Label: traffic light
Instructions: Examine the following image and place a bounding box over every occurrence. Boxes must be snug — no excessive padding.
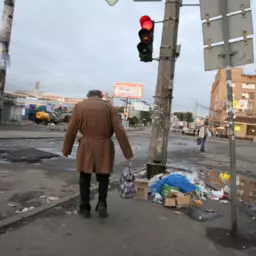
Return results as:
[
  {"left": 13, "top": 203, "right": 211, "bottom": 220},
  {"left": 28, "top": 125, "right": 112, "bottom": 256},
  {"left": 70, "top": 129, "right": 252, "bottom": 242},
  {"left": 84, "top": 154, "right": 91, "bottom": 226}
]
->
[{"left": 137, "top": 15, "right": 154, "bottom": 62}]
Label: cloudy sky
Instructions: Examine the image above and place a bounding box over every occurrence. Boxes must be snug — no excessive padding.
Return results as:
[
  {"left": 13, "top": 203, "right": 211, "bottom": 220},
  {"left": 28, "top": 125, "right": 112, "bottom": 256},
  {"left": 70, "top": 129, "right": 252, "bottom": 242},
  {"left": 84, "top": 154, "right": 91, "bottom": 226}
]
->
[{"left": 1, "top": 0, "right": 256, "bottom": 114}]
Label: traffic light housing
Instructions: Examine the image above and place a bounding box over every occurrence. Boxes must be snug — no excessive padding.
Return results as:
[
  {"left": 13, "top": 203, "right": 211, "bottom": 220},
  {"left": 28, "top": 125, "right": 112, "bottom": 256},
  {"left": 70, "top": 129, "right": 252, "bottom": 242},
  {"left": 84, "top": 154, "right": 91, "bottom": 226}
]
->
[{"left": 137, "top": 15, "right": 154, "bottom": 62}]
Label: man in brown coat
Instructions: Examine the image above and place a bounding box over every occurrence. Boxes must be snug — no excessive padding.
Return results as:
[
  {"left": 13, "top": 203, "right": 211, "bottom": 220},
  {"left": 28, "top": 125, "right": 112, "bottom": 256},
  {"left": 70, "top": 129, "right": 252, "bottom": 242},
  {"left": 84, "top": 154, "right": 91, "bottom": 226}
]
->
[{"left": 62, "top": 90, "right": 133, "bottom": 218}]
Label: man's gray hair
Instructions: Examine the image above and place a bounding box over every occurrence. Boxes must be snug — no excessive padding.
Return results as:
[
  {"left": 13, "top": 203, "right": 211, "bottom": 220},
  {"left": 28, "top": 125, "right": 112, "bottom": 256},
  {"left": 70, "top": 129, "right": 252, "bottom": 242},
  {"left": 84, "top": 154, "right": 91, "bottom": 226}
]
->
[{"left": 87, "top": 90, "right": 103, "bottom": 98}]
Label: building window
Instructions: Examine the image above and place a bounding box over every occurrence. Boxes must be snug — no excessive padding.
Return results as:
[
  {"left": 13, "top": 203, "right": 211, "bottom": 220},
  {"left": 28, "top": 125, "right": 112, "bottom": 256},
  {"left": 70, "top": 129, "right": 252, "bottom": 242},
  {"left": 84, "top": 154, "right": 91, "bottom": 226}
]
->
[
  {"left": 242, "top": 83, "right": 256, "bottom": 89},
  {"left": 247, "top": 125, "right": 256, "bottom": 136},
  {"left": 242, "top": 92, "right": 255, "bottom": 99},
  {"left": 249, "top": 93, "right": 254, "bottom": 99},
  {"left": 247, "top": 102, "right": 254, "bottom": 114}
]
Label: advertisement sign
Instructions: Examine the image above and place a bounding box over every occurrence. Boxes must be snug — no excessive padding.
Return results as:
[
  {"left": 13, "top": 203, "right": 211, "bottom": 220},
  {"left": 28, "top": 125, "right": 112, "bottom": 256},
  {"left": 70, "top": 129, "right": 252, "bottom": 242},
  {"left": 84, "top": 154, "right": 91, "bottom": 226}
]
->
[
  {"left": 113, "top": 82, "right": 143, "bottom": 99},
  {"left": 133, "top": 102, "right": 150, "bottom": 112}
]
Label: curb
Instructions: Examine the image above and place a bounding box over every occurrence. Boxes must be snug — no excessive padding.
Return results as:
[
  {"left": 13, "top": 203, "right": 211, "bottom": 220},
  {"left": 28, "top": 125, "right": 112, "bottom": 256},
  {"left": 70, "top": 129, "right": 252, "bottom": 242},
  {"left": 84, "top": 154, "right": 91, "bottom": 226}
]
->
[
  {"left": 0, "top": 193, "right": 79, "bottom": 232},
  {"left": 0, "top": 129, "right": 144, "bottom": 140},
  {"left": 0, "top": 166, "right": 146, "bottom": 232},
  {"left": 0, "top": 136, "right": 65, "bottom": 140}
]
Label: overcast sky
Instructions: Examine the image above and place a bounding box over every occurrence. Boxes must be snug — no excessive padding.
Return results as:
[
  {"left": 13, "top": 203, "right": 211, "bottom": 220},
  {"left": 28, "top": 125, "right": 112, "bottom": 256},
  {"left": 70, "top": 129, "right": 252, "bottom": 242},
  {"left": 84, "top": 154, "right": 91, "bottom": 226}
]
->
[{"left": 1, "top": 0, "right": 256, "bottom": 114}]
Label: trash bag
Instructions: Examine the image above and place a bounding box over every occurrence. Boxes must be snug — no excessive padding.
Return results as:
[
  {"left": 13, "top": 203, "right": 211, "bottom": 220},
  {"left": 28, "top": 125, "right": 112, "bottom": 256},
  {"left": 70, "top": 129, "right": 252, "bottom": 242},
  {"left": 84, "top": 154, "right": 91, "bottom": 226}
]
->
[
  {"left": 187, "top": 205, "right": 222, "bottom": 222},
  {"left": 119, "top": 166, "right": 136, "bottom": 198},
  {"left": 150, "top": 174, "right": 196, "bottom": 194},
  {"left": 152, "top": 193, "right": 163, "bottom": 204},
  {"left": 161, "top": 184, "right": 180, "bottom": 198}
]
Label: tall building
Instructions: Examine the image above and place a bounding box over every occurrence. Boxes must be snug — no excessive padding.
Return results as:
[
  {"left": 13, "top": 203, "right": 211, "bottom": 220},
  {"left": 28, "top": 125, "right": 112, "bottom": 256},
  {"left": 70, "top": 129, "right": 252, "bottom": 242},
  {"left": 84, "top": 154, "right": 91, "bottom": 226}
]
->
[{"left": 209, "top": 68, "right": 256, "bottom": 139}]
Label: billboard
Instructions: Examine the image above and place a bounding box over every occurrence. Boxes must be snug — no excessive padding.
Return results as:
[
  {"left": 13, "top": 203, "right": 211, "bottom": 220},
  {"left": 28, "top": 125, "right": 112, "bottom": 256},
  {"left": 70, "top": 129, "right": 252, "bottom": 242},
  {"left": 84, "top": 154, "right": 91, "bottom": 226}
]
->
[
  {"left": 133, "top": 102, "right": 150, "bottom": 112},
  {"left": 113, "top": 82, "right": 143, "bottom": 99}
]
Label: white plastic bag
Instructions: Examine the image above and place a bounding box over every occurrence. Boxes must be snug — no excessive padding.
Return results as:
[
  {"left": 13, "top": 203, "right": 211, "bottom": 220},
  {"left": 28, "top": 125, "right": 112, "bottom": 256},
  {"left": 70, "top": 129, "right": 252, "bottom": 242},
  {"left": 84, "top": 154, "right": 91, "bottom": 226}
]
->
[{"left": 119, "top": 166, "right": 136, "bottom": 198}]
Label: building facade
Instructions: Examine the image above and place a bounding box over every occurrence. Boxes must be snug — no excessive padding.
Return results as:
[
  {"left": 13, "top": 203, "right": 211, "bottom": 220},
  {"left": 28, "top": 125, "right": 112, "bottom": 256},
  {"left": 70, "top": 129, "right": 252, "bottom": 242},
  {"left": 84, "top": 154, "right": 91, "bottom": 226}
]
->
[
  {"left": 1, "top": 93, "right": 26, "bottom": 123},
  {"left": 209, "top": 68, "right": 256, "bottom": 139}
]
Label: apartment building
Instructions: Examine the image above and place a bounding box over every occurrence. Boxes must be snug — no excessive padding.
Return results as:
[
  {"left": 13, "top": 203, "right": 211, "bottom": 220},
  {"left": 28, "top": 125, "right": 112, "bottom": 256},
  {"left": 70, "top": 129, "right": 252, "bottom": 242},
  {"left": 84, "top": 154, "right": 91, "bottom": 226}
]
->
[{"left": 209, "top": 68, "right": 256, "bottom": 139}]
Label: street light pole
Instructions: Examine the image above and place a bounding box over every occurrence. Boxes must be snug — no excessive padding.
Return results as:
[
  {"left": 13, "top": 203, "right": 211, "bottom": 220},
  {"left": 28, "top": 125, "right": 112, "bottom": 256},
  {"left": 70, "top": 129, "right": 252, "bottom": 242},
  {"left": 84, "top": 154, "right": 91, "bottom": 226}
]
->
[
  {"left": 0, "top": 0, "right": 15, "bottom": 124},
  {"left": 147, "top": 0, "right": 181, "bottom": 177}
]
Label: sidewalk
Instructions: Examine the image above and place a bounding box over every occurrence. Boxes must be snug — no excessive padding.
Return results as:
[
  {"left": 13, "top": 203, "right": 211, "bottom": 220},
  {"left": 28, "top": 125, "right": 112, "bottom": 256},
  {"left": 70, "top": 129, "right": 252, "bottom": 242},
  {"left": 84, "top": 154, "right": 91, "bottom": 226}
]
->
[{"left": 0, "top": 191, "right": 255, "bottom": 256}]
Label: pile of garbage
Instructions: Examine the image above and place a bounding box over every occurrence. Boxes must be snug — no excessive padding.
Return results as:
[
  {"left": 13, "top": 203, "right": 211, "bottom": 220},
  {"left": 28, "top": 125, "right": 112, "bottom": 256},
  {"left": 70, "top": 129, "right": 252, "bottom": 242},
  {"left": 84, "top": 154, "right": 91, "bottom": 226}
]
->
[{"left": 135, "top": 170, "right": 230, "bottom": 221}]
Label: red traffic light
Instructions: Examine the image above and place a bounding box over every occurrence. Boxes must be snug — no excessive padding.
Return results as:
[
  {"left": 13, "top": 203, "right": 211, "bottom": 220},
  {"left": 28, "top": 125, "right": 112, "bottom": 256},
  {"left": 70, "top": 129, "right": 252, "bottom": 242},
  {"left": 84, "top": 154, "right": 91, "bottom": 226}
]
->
[{"left": 140, "top": 15, "right": 153, "bottom": 30}]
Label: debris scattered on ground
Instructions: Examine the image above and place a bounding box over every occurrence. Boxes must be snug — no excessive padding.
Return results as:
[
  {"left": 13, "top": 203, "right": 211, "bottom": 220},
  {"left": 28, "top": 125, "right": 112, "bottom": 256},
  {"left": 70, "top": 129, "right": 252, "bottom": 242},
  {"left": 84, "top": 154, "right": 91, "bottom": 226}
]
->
[
  {"left": 7, "top": 203, "right": 17, "bottom": 208},
  {"left": 46, "top": 196, "right": 59, "bottom": 203},
  {"left": 220, "top": 200, "right": 229, "bottom": 204},
  {"left": 65, "top": 210, "right": 78, "bottom": 215},
  {"left": 15, "top": 206, "right": 35, "bottom": 214}
]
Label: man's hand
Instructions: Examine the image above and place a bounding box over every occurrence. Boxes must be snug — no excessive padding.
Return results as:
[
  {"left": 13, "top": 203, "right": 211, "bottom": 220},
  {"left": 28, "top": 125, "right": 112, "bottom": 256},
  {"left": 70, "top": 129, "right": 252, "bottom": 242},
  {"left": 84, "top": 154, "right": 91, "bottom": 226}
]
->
[{"left": 62, "top": 151, "right": 69, "bottom": 158}]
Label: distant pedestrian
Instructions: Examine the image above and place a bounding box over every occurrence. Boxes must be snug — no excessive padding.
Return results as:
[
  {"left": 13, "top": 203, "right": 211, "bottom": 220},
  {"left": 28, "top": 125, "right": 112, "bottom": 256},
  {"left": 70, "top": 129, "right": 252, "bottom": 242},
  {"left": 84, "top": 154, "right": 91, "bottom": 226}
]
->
[
  {"left": 62, "top": 90, "right": 133, "bottom": 219},
  {"left": 198, "top": 123, "right": 211, "bottom": 152}
]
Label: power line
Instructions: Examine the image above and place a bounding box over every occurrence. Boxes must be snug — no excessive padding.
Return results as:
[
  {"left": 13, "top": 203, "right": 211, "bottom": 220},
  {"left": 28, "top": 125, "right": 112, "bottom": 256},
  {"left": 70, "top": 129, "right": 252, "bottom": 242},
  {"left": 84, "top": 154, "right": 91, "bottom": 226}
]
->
[{"left": 11, "top": 41, "right": 89, "bottom": 80}]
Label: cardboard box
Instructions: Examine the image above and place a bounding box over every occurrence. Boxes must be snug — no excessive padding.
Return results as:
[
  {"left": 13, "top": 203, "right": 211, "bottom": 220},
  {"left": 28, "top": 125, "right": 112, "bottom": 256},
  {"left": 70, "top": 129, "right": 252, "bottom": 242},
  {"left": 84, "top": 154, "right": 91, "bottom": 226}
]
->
[
  {"left": 176, "top": 193, "right": 192, "bottom": 209},
  {"left": 135, "top": 179, "right": 149, "bottom": 200},
  {"left": 164, "top": 197, "right": 177, "bottom": 207},
  {"left": 164, "top": 191, "right": 181, "bottom": 207},
  {"left": 165, "top": 192, "right": 192, "bottom": 208}
]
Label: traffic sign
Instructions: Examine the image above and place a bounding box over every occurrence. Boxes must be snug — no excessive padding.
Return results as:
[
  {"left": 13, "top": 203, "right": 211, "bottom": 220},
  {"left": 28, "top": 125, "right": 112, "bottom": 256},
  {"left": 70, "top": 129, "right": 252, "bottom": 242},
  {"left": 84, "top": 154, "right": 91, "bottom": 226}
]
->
[
  {"left": 202, "top": 10, "right": 253, "bottom": 45},
  {"left": 105, "top": 0, "right": 119, "bottom": 6},
  {"left": 203, "top": 38, "right": 254, "bottom": 71},
  {"left": 199, "top": 0, "right": 251, "bottom": 20}
]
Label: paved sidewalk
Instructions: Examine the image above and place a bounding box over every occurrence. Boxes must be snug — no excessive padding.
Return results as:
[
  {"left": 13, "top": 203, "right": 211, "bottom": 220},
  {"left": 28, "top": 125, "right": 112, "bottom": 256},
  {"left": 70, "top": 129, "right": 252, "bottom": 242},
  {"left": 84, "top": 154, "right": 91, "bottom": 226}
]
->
[{"left": 0, "top": 191, "right": 255, "bottom": 256}]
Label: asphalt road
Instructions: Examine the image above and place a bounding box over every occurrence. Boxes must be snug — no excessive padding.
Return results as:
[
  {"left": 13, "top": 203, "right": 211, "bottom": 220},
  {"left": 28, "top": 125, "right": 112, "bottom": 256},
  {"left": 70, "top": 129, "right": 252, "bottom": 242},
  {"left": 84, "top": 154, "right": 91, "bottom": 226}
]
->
[{"left": 0, "top": 130, "right": 256, "bottom": 178}]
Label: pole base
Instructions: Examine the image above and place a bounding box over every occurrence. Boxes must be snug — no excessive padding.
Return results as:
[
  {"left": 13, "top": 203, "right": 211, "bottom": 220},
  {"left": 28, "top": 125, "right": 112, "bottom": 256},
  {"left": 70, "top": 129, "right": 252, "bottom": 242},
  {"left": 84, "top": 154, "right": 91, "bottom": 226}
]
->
[{"left": 146, "top": 163, "right": 166, "bottom": 180}]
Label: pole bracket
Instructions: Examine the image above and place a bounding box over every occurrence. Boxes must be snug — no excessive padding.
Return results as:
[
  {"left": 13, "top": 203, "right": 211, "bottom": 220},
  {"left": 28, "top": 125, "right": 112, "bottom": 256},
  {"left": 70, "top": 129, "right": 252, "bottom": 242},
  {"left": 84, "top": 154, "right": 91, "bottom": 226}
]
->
[
  {"left": 155, "top": 17, "right": 179, "bottom": 24},
  {"left": 219, "top": 51, "right": 237, "bottom": 58}
]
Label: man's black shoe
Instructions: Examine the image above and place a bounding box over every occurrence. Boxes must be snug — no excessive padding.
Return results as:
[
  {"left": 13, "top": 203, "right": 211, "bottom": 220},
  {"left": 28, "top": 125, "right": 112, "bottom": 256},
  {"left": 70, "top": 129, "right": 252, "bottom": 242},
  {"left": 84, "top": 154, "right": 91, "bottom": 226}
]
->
[
  {"left": 79, "top": 209, "right": 91, "bottom": 219},
  {"left": 97, "top": 203, "right": 108, "bottom": 218}
]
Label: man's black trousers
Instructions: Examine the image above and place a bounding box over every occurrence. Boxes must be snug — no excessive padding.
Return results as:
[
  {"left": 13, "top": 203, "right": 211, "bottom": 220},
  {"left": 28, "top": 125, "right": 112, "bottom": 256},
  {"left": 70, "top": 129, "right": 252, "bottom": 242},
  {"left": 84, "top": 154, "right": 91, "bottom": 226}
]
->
[{"left": 79, "top": 172, "right": 110, "bottom": 211}]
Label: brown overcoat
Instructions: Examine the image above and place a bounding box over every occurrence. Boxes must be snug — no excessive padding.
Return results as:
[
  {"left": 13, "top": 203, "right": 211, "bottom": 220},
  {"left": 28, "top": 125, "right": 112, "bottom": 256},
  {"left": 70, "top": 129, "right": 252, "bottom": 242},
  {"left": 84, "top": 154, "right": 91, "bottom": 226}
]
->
[{"left": 62, "top": 96, "right": 133, "bottom": 174}]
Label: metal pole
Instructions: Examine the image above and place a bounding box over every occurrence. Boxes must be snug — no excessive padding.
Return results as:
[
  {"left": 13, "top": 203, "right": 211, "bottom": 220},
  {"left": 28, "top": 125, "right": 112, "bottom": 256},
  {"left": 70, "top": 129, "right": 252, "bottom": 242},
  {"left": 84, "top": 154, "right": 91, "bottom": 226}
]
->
[
  {"left": 0, "top": 0, "right": 15, "bottom": 124},
  {"left": 147, "top": 0, "right": 181, "bottom": 176},
  {"left": 221, "top": 0, "right": 238, "bottom": 235}
]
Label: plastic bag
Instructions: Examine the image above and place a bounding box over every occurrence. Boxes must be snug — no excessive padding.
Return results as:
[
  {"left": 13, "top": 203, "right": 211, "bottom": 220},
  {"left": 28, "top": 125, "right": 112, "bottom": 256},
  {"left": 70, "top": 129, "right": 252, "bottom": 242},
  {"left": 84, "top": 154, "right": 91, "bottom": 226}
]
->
[
  {"left": 187, "top": 205, "right": 222, "bottom": 222},
  {"left": 161, "top": 184, "right": 180, "bottom": 198},
  {"left": 119, "top": 166, "right": 136, "bottom": 198},
  {"left": 152, "top": 193, "right": 163, "bottom": 204},
  {"left": 150, "top": 174, "right": 196, "bottom": 194}
]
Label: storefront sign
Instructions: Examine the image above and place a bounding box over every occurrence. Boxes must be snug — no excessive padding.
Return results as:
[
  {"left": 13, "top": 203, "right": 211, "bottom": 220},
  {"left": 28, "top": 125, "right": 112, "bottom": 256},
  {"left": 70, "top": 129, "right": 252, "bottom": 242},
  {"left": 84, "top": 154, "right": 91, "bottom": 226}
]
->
[{"left": 234, "top": 125, "right": 241, "bottom": 132}]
